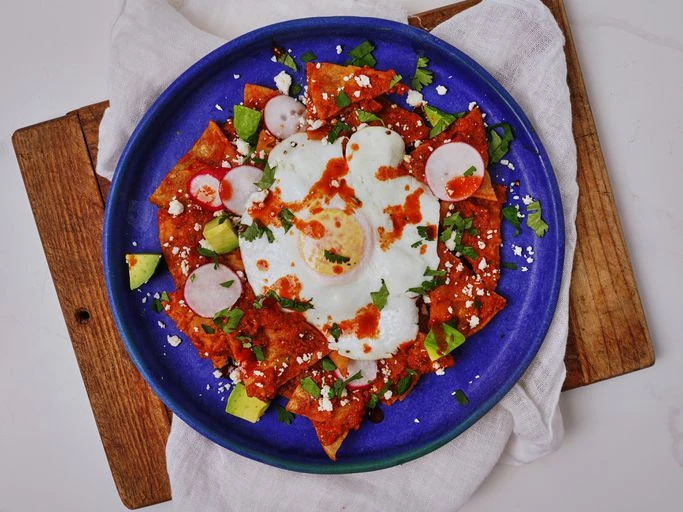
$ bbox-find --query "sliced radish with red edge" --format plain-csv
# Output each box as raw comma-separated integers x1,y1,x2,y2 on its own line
183,263,242,318
264,95,307,140
187,169,225,211
334,359,378,390
425,142,485,202
219,165,263,215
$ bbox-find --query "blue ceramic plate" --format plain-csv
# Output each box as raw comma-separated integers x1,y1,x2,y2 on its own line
103,17,564,473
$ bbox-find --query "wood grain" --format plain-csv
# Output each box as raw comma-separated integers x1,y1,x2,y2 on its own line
12,114,172,509
12,0,654,508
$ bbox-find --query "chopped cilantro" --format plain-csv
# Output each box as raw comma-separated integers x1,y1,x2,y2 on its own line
502,262,518,270
328,370,363,399
396,369,417,395
454,389,470,405
252,345,265,361
330,323,342,341
254,163,276,190
321,358,337,372
300,51,317,63
335,90,351,108
526,200,549,237
267,290,314,312
160,291,170,302
463,165,476,177
300,376,321,399
151,298,163,313
198,246,219,267
220,280,234,288
502,205,522,236
440,212,478,258
347,40,376,67
417,225,435,241
252,295,265,309
289,83,302,97
424,267,446,277
277,53,297,72
276,405,295,424
407,266,446,295
370,279,389,311
278,208,295,233
212,307,244,334
327,121,351,143
189,274,197,282
233,105,262,143
389,74,402,88
355,109,384,125
411,56,433,91
367,394,379,409
323,250,350,264
488,122,514,163
201,324,215,334
459,246,479,260
239,221,275,243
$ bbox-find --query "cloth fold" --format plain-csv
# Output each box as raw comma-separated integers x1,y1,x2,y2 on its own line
98,0,578,509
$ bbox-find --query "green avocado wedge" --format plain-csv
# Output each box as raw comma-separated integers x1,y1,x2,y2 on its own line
225,382,270,423
424,322,466,361
125,253,161,290
203,217,239,255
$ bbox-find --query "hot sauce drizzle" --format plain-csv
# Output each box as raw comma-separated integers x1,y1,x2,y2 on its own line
377,188,424,250
339,303,380,339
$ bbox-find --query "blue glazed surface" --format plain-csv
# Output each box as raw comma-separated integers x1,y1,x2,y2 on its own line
103,17,564,473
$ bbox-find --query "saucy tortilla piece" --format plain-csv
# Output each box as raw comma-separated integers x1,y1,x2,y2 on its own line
344,97,429,146
164,290,233,368
244,84,280,110
306,62,397,120
223,290,331,401
150,121,238,208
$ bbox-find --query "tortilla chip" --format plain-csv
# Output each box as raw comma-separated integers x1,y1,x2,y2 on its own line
254,128,278,159
471,170,497,202
150,121,237,207
321,432,348,461
306,62,397,120
244,84,280,110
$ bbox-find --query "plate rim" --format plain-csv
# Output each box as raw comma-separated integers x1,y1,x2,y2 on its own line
103,16,565,474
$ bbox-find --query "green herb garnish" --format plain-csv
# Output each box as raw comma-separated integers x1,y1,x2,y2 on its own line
396,369,417,395
389,74,402,88
501,205,522,236
323,250,350,264
254,163,276,190
526,200,549,238
335,90,351,108
151,298,163,313
502,262,518,270
454,389,470,405
252,345,265,361
289,83,302,97
212,307,244,334
407,266,446,295
487,122,514,164
233,105,262,143
278,208,295,233
355,109,384,125
370,279,389,311
239,221,275,243
328,370,363,399
321,358,337,372
160,291,170,302
439,212,478,258
201,324,215,334
277,53,297,72
220,280,234,288
301,51,317,63
276,405,295,424
330,323,342,341
463,165,476,177
300,376,321,399
198,246,219,267
267,290,314,312
326,121,351,144
423,105,463,138
411,56,433,91
347,40,376,67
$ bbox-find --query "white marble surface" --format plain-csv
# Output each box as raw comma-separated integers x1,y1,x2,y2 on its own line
1,1,681,510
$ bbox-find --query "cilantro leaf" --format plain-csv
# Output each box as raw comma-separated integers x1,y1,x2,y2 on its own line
252,345,265,361
347,40,376,67
289,83,302,97
220,280,234,288
389,74,402,88
407,266,446,295
300,51,316,63
411,56,433,91
300,376,321,399
417,225,435,241
502,205,522,236
254,163,276,190
276,405,295,425
502,262,518,270
330,323,342,341
321,358,337,372
233,105,262,143
396,369,417,395
267,290,314,312
463,165,476,177
201,324,215,334
367,394,379,409
328,371,363,399
370,279,389,311
440,212,478,258
355,109,384,125
424,267,446,277
335,90,351,108
526,200,549,237
212,307,244,333
487,123,514,163
151,298,163,313
239,221,275,243
323,250,350,264
327,121,351,144
277,53,297,72
160,291,170,302
454,389,470,405
198,246,219,267
278,208,295,233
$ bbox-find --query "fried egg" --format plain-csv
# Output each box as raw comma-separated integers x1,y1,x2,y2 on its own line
239,127,440,360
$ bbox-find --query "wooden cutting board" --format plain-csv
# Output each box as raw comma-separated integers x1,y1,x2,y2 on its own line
12,0,654,508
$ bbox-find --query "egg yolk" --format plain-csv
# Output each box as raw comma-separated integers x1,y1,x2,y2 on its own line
297,208,364,277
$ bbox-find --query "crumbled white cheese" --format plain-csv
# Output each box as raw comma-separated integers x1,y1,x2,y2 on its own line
307,119,324,131
406,89,424,107
354,75,371,88
383,390,393,400
167,335,182,347
522,195,534,205
180,260,190,276
435,85,448,95
235,138,251,156
233,74,240,79
168,199,184,216
469,316,480,328
318,386,333,412
157,321,166,329
478,258,488,271
274,70,292,95
213,370,223,378
198,238,215,251
336,44,343,55
215,104,223,111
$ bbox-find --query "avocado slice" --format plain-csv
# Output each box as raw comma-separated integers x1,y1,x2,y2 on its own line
125,253,161,290
424,322,466,361
225,382,270,423
203,217,239,255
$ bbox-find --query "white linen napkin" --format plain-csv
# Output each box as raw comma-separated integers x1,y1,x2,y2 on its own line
98,0,578,509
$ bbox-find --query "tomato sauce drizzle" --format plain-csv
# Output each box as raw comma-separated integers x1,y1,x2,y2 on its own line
272,274,303,300
375,164,410,181
377,188,424,250
446,175,483,200
339,304,380,339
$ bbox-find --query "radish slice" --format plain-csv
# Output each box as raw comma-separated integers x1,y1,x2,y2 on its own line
219,165,263,215
425,142,485,202
183,263,242,318
334,359,378,390
188,169,225,211
264,95,307,140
